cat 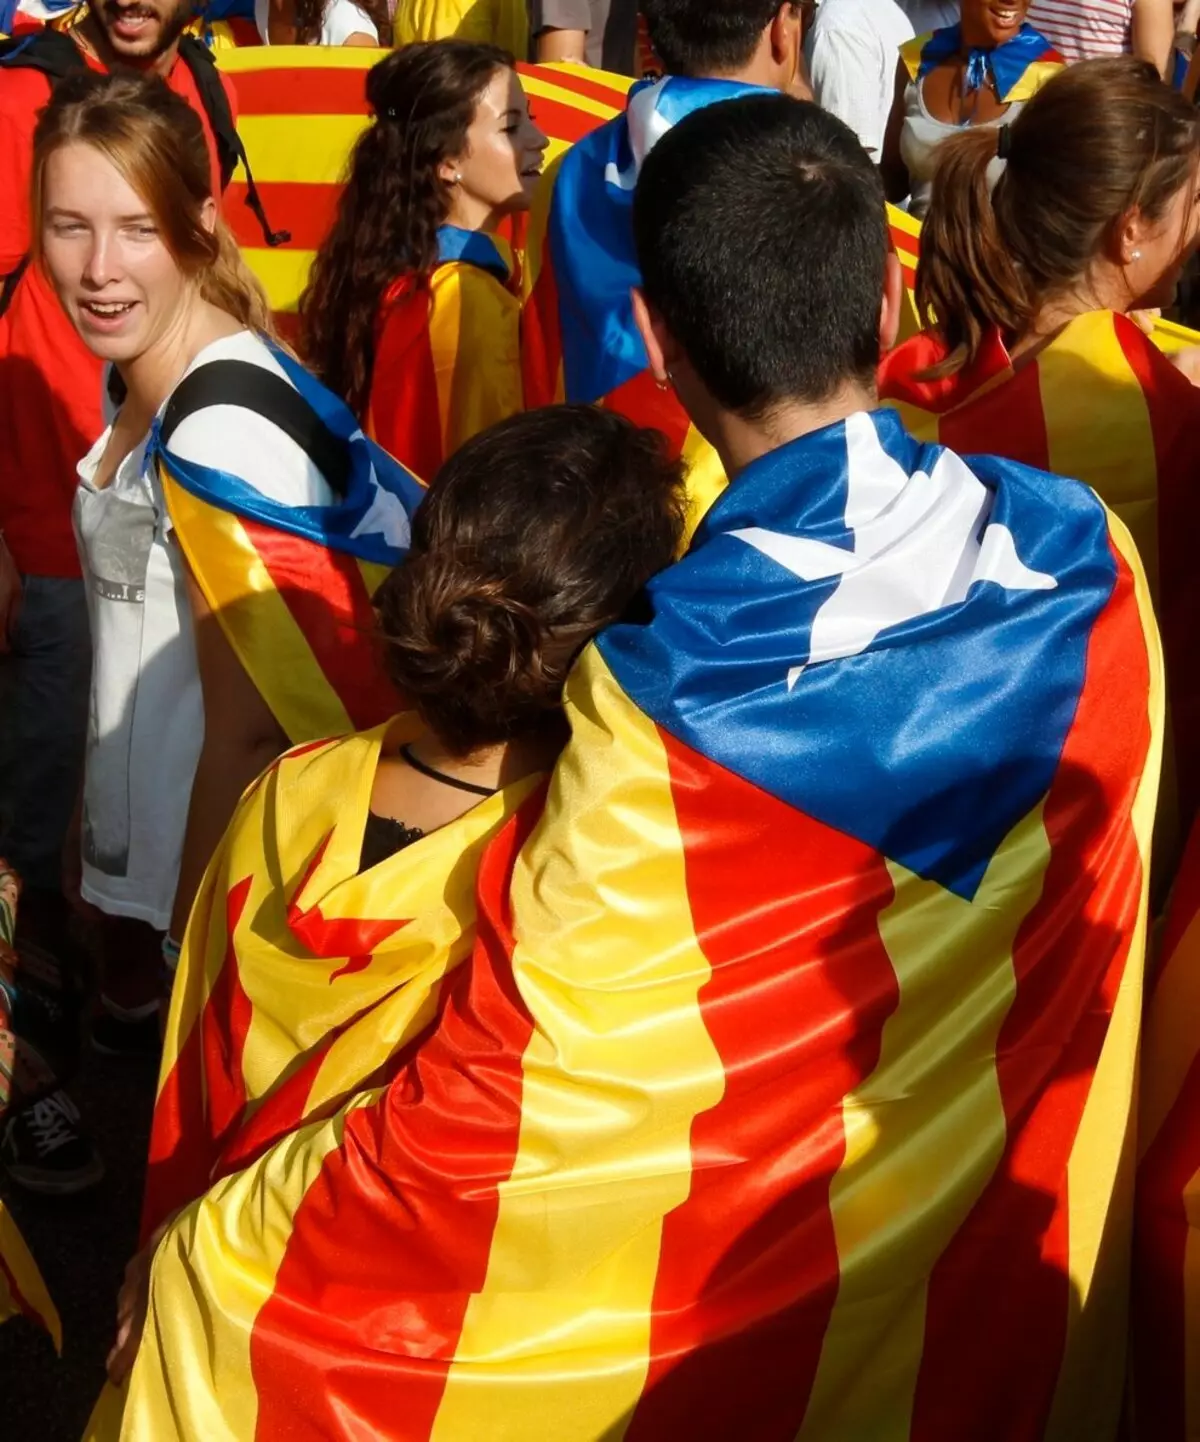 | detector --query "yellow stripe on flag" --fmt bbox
[799,810,1051,1441]
[429,649,725,1440]
[236,114,369,185]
